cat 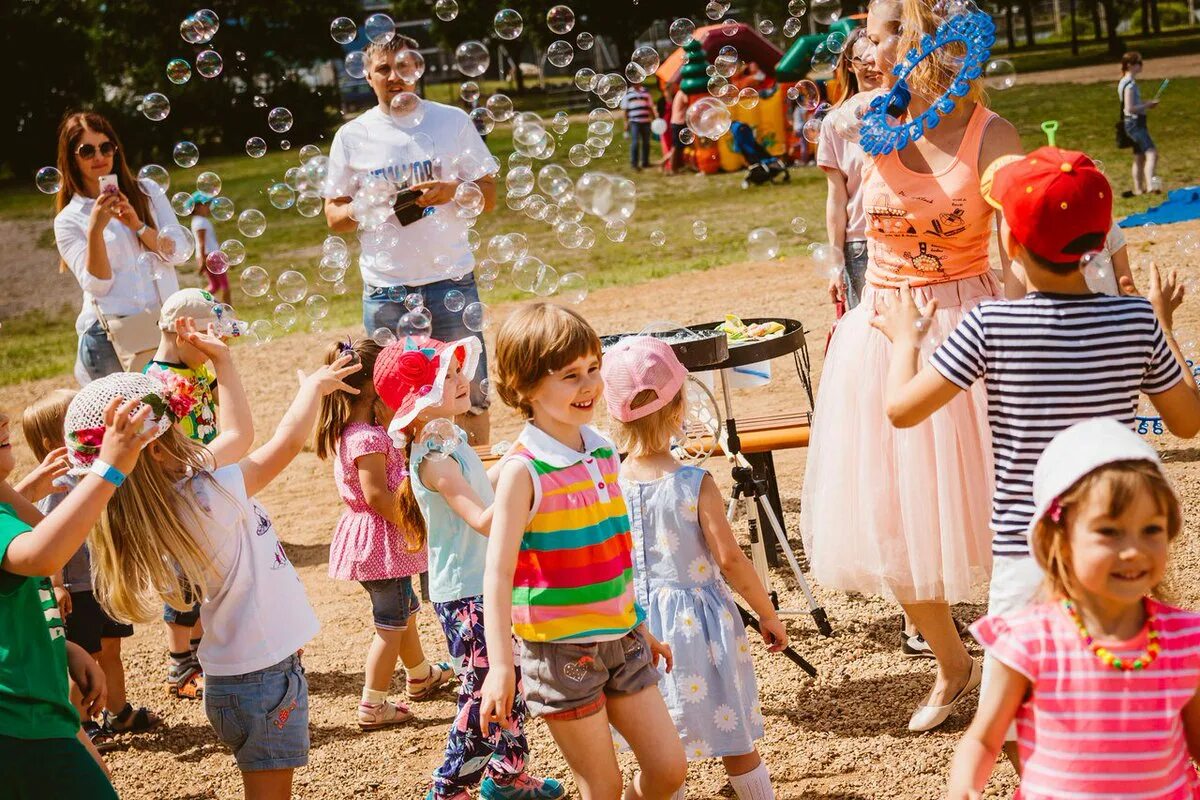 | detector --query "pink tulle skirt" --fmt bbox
[800,273,998,604]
